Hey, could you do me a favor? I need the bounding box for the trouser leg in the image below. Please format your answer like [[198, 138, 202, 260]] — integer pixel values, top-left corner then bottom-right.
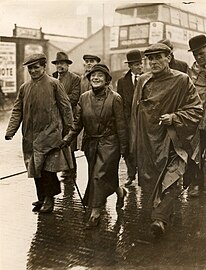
[[199, 130, 206, 190], [151, 182, 178, 225], [34, 177, 45, 202], [41, 170, 61, 196], [34, 171, 61, 199], [125, 154, 136, 179]]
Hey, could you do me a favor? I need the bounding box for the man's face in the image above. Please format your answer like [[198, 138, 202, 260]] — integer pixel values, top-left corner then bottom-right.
[[55, 61, 69, 74], [90, 71, 106, 89], [84, 59, 98, 72], [28, 62, 45, 79], [129, 61, 143, 75], [193, 46, 206, 67], [147, 53, 171, 74]]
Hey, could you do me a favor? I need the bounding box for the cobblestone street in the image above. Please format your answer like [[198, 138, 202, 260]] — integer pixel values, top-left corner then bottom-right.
[[1, 111, 206, 270]]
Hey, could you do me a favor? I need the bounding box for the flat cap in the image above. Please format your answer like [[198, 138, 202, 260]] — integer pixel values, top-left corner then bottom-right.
[[83, 54, 101, 63], [144, 43, 171, 56], [23, 53, 47, 66]]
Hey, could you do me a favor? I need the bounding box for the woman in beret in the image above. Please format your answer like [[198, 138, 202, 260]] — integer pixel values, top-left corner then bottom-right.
[[60, 64, 128, 227]]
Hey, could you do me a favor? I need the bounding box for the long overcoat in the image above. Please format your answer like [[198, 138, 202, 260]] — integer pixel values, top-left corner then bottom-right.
[[6, 74, 73, 178], [64, 87, 128, 207], [53, 70, 80, 151], [130, 69, 203, 200], [117, 70, 136, 125]]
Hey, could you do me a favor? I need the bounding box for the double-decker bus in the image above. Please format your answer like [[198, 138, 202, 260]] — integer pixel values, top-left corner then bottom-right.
[[109, 3, 206, 87]]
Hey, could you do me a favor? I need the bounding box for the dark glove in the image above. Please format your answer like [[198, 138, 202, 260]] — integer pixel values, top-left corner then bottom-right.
[[58, 139, 68, 149], [5, 136, 12, 140]]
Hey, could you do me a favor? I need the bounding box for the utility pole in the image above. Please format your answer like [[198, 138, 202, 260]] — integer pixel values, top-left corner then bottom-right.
[[102, 2, 105, 63]]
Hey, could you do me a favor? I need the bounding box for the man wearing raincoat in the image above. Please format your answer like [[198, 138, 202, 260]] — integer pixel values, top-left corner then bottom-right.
[[130, 43, 203, 237], [5, 53, 73, 213]]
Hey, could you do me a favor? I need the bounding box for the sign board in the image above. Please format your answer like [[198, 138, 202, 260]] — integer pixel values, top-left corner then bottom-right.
[[0, 42, 16, 93], [15, 26, 42, 39], [149, 22, 164, 44], [165, 25, 204, 45]]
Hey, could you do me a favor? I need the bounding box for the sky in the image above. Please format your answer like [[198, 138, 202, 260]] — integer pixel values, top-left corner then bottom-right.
[[1, 0, 206, 38]]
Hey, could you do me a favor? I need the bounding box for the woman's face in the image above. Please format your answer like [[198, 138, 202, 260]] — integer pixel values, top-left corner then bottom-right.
[[90, 71, 106, 88]]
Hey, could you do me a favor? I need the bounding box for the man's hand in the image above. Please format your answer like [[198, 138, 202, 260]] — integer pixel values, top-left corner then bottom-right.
[[58, 139, 68, 149], [5, 136, 12, 140], [159, 114, 174, 126]]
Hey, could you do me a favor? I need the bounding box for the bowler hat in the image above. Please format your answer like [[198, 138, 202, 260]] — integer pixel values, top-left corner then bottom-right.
[[158, 39, 174, 50], [125, 50, 142, 63], [23, 53, 47, 66], [51, 52, 73, 64], [83, 54, 101, 63], [144, 43, 171, 56], [86, 64, 112, 82], [188, 35, 206, 52]]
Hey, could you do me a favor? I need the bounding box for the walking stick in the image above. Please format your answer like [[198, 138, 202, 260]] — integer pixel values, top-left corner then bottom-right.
[[0, 170, 27, 180], [62, 146, 86, 213]]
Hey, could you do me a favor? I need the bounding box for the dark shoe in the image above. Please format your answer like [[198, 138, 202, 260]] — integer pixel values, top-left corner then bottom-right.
[[39, 196, 54, 213], [32, 205, 42, 212], [125, 177, 135, 186], [116, 187, 127, 209], [151, 220, 165, 237], [32, 200, 43, 207], [86, 216, 100, 228]]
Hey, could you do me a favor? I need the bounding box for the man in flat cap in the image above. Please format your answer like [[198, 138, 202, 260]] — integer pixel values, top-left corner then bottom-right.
[[52, 51, 81, 179], [130, 43, 202, 237], [158, 39, 189, 73], [5, 53, 74, 213], [187, 35, 206, 197], [117, 50, 144, 186], [80, 54, 101, 94]]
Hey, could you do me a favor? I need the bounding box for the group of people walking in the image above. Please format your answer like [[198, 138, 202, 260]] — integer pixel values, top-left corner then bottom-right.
[[4, 34, 206, 237]]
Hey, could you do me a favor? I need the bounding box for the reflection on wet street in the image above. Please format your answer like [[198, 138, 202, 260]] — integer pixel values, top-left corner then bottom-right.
[[1, 110, 206, 270]]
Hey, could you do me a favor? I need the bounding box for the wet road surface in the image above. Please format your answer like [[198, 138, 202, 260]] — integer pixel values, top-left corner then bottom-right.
[[1, 110, 206, 270]]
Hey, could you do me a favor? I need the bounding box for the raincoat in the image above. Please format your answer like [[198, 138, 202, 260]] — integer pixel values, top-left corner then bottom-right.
[[6, 74, 73, 178], [189, 62, 206, 130], [64, 86, 128, 207], [130, 69, 203, 204]]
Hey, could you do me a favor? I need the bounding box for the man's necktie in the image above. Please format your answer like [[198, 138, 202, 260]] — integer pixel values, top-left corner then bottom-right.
[[134, 75, 138, 88]]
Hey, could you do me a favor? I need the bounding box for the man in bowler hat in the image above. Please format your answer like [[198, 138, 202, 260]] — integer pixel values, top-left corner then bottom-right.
[[117, 50, 143, 186], [5, 53, 74, 213], [187, 35, 206, 197], [52, 52, 81, 179]]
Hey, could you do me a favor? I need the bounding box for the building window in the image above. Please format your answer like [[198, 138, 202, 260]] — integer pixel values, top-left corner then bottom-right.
[[180, 11, 189, 28], [197, 17, 204, 32], [170, 8, 181, 26], [161, 6, 170, 23], [189, 14, 197, 30]]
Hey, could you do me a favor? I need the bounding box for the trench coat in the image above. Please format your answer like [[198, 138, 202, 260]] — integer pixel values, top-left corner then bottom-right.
[[6, 74, 73, 178], [53, 70, 80, 151], [130, 69, 203, 203], [64, 86, 128, 207], [188, 62, 206, 130]]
